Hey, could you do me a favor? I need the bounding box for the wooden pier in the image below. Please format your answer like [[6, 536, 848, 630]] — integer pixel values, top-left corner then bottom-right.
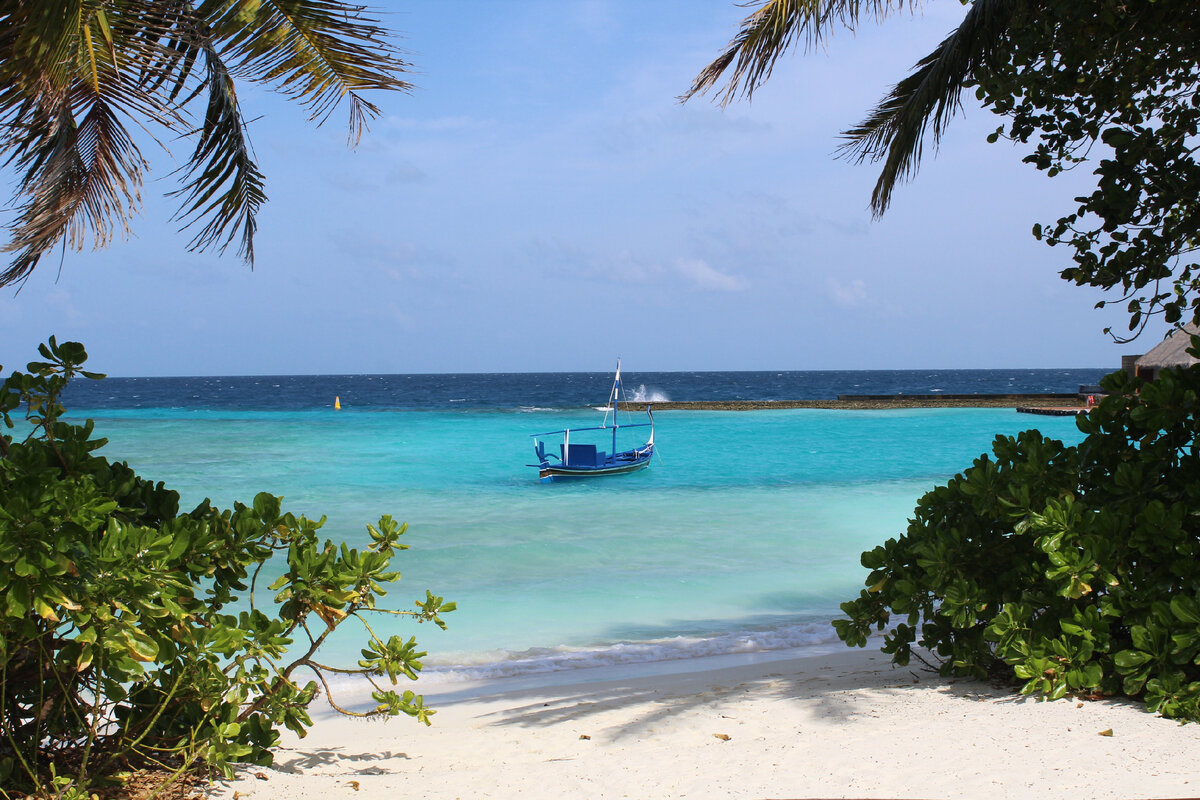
[[1015, 405, 1088, 416]]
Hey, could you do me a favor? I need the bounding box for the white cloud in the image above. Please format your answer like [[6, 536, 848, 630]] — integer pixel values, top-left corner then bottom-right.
[[674, 258, 746, 292], [828, 277, 868, 308]]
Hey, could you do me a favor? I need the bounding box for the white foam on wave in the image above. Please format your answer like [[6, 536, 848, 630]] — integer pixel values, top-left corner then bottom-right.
[[628, 384, 670, 403], [422, 620, 842, 683], [311, 622, 852, 712]]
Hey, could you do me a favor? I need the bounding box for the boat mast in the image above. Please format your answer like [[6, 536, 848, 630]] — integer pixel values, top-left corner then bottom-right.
[[610, 358, 621, 454]]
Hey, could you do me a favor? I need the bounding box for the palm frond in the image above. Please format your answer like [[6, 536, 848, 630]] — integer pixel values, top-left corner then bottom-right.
[[0, 1, 80, 91], [0, 0, 413, 286], [681, 0, 915, 107], [0, 1, 154, 286], [2, 92, 146, 286], [160, 0, 410, 261], [205, 0, 412, 143], [0, 0, 412, 287], [0, 1, 80, 171], [838, 0, 1019, 215], [131, 0, 204, 103], [168, 47, 265, 262]]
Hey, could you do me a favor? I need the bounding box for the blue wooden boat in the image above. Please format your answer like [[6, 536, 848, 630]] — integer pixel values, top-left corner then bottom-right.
[[529, 362, 655, 482]]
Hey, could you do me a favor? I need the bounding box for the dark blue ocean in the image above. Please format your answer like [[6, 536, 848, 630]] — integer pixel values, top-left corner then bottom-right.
[[53, 368, 1103, 694], [63, 367, 1108, 411]]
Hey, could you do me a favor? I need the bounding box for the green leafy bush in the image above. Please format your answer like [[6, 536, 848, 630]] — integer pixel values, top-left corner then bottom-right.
[[836, 347, 1200, 719], [971, 0, 1200, 337], [0, 339, 454, 798]]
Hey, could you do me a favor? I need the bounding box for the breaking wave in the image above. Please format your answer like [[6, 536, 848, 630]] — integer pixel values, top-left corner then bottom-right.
[[628, 384, 670, 403]]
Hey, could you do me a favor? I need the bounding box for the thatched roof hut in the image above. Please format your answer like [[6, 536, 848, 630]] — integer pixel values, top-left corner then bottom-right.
[[1134, 324, 1200, 380]]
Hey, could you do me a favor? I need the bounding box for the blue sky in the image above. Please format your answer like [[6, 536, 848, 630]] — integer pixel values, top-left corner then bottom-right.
[[0, 1, 1168, 376]]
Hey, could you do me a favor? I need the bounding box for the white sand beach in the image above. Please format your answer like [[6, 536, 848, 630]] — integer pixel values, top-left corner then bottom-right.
[[208, 647, 1200, 800]]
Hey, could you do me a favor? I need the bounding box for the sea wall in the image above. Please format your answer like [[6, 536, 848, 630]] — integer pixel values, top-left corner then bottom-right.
[[618, 393, 1084, 411]]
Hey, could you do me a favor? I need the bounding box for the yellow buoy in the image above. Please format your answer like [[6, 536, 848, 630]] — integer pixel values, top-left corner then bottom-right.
[[334, 395, 341, 410]]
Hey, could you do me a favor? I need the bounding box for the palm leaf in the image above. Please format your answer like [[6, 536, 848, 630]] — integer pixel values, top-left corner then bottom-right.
[[2, 94, 146, 286], [203, 0, 413, 143], [0, 0, 412, 286], [838, 0, 1019, 214], [681, 0, 916, 107], [167, 45, 265, 261], [683, 0, 1021, 216], [0, 1, 154, 286]]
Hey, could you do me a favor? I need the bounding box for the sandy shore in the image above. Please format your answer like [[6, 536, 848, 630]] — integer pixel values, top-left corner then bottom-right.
[[207, 647, 1199, 800]]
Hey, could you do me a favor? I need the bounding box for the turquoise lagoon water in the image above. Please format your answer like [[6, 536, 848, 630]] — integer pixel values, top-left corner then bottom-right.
[[73, 404, 1089, 682]]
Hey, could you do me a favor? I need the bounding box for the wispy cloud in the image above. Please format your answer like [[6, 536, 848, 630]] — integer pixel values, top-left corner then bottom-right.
[[386, 163, 428, 184], [383, 302, 418, 330], [383, 116, 490, 133], [46, 288, 85, 321], [674, 258, 746, 291], [828, 277, 868, 308], [569, 0, 618, 38]]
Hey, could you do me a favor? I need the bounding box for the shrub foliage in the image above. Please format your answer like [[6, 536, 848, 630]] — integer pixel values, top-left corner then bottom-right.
[[0, 339, 454, 798], [973, 0, 1200, 336], [836, 353, 1200, 720]]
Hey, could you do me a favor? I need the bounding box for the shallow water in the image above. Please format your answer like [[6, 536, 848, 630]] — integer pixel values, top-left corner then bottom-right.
[[69, 401, 1087, 681]]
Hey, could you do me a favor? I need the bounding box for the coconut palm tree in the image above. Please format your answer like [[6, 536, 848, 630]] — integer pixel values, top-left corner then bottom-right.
[[0, 0, 411, 287], [682, 0, 1020, 215]]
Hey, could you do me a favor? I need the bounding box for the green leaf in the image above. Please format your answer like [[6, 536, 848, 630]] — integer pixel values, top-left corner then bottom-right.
[[0, 339, 454, 797], [1113, 649, 1153, 670], [1171, 595, 1200, 625]]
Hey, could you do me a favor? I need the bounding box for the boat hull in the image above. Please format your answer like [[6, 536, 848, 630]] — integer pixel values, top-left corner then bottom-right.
[[537, 450, 653, 481]]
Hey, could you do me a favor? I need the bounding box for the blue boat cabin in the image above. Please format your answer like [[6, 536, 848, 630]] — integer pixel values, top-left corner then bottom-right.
[[561, 443, 605, 468]]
